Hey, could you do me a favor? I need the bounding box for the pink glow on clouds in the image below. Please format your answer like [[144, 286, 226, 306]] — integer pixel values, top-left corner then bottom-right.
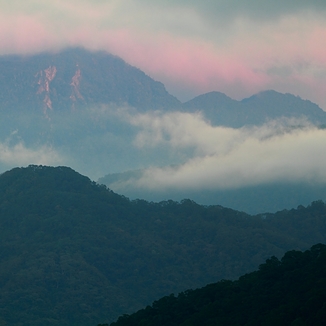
[[0, 14, 61, 54], [0, 11, 326, 108], [96, 30, 270, 96], [307, 28, 326, 64], [97, 28, 326, 107]]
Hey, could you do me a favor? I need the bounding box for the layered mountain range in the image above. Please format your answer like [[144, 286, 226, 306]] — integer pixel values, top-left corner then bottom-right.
[[1, 47, 325, 125], [1, 48, 326, 325], [1, 48, 326, 213], [0, 165, 325, 325], [0, 48, 180, 114]]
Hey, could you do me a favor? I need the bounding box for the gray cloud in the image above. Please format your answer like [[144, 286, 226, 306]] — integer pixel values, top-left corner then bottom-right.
[[141, 1, 326, 19]]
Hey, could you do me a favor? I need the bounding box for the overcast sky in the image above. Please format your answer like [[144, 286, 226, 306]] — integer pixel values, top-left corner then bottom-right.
[[1, 0, 326, 108]]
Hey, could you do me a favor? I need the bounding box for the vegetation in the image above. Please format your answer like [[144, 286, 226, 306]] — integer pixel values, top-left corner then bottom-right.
[[0, 165, 326, 325], [108, 243, 326, 326], [99, 172, 326, 214]]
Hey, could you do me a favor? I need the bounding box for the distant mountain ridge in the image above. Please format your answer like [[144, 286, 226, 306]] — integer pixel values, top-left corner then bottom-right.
[[1, 47, 326, 206], [98, 172, 326, 214], [0, 47, 325, 127], [183, 90, 326, 127]]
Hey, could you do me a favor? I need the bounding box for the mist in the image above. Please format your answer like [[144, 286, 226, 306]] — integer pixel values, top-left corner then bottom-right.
[[1, 103, 325, 195], [108, 110, 326, 192]]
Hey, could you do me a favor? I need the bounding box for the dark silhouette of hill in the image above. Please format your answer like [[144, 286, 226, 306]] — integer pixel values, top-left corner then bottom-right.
[[183, 90, 326, 127], [1, 165, 326, 325], [108, 243, 326, 326]]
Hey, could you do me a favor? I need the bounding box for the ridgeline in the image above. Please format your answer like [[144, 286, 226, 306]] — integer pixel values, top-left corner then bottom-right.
[[0, 165, 325, 325]]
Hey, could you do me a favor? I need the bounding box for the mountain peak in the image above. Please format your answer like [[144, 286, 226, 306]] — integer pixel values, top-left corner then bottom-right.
[[0, 47, 181, 114], [0, 165, 94, 194], [182, 89, 326, 127], [183, 91, 237, 109], [241, 89, 326, 123]]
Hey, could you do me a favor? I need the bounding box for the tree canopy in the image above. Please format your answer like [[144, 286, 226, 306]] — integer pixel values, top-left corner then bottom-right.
[[0, 165, 325, 325], [109, 244, 326, 326]]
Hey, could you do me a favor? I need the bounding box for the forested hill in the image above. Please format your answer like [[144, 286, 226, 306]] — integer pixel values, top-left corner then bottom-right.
[[109, 244, 326, 326], [0, 165, 326, 325]]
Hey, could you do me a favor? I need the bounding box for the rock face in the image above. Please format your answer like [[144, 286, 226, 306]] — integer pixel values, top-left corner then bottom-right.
[[1, 47, 325, 125], [0, 47, 181, 115]]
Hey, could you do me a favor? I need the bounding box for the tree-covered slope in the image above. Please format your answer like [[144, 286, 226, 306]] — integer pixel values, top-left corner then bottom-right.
[[0, 165, 326, 325], [109, 244, 326, 326], [99, 172, 326, 215]]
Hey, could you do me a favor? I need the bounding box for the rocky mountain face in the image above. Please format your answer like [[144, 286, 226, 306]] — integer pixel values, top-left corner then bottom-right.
[[0, 48, 181, 115], [1, 47, 325, 125]]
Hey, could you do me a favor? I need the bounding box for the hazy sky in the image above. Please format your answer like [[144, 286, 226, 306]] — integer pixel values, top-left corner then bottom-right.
[[1, 0, 326, 108]]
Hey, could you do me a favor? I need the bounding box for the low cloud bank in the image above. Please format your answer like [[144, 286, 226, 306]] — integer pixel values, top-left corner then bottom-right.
[[110, 111, 326, 192]]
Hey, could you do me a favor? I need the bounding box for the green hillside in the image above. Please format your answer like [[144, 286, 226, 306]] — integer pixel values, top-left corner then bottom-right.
[[0, 165, 326, 325], [109, 244, 326, 326]]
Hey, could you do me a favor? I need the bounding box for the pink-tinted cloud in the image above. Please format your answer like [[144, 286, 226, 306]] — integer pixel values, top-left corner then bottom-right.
[[78, 27, 270, 101], [110, 111, 326, 192], [97, 24, 326, 107], [0, 14, 60, 54], [1, 3, 326, 108]]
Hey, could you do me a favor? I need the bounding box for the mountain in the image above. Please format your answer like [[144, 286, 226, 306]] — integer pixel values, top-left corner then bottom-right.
[[182, 91, 244, 127], [108, 243, 326, 326], [183, 90, 326, 127], [0, 47, 181, 114], [1, 47, 326, 213], [1, 48, 325, 124], [97, 173, 326, 214], [1, 165, 326, 325], [0, 47, 184, 176]]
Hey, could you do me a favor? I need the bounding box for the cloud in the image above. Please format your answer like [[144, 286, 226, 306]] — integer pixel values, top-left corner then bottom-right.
[[111, 111, 326, 192], [0, 141, 62, 167], [1, 1, 326, 108]]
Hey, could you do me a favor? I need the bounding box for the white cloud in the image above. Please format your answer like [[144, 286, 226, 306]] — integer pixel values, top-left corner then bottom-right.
[[112, 111, 326, 191], [0, 142, 62, 166]]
